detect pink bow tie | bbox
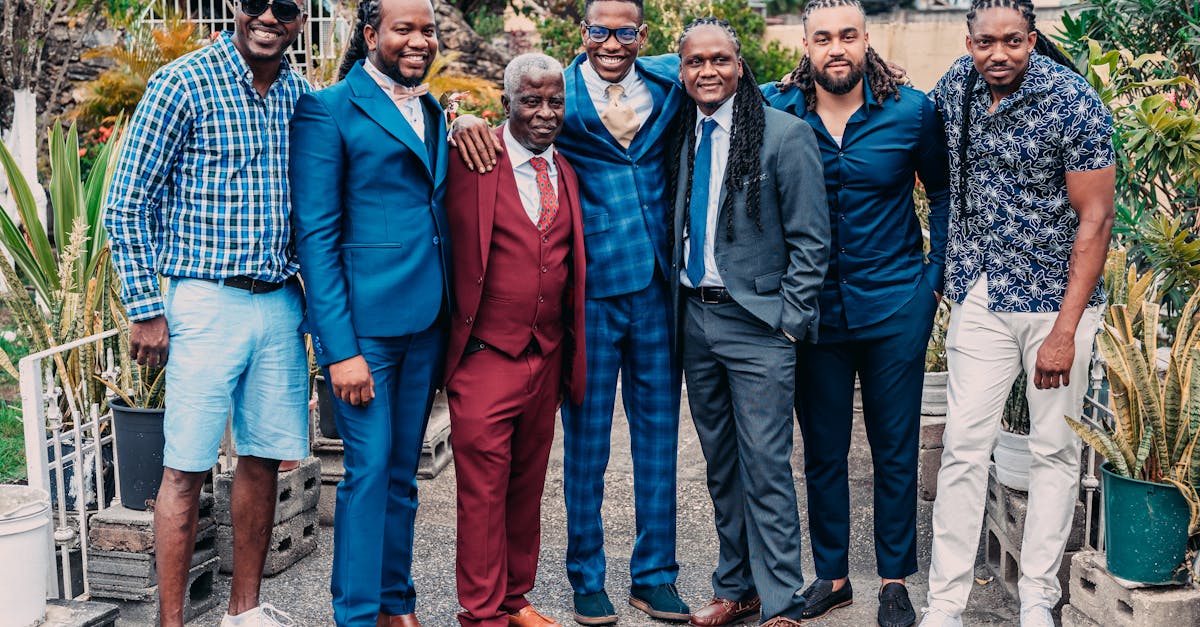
[388,83,429,105]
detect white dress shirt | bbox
[681,98,733,288]
[364,59,425,139]
[580,60,654,130]
[503,124,558,225]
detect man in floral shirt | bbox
[920,2,1114,627]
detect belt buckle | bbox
[699,288,719,304]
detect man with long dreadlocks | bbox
[759,2,951,626]
[669,17,828,627]
[289,0,450,624]
[920,2,1114,626]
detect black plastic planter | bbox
[109,399,165,511]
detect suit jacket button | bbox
[476,276,483,285]
[465,316,473,324]
[432,236,440,245]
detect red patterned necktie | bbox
[530,157,558,232]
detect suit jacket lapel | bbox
[424,95,448,186]
[347,62,432,178]
[476,128,507,270]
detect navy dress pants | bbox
[794,285,937,580]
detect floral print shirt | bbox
[931,53,1115,313]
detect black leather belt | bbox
[684,286,734,304]
[200,275,293,294]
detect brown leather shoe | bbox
[758,617,803,627]
[508,605,561,626]
[377,614,421,627]
[689,597,760,627]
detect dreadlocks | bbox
[337,0,382,81]
[778,0,901,110]
[967,0,1082,75]
[669,17,767,240]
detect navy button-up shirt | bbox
[931,54,1114,313]
[762,80,950,333]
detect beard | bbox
[373,52,431,87]
[813,58,865,95]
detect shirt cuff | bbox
[124,294,165,323]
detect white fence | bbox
[139,0,348,78]
[20,329,121,599]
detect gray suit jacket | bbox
[671,106,830,344]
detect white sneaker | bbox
[220,603,297,627]
[1019,603,1054,627]
[918,607,964,627]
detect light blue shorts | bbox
[163,278,309,472]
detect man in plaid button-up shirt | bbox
[104,3,311,626]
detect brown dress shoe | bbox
[508,605,561,626]
[758,617,802,627]
[377,614,421,627]
[689,597,761,627]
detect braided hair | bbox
[966,0,1082,75]
[668,17,767,241]
[337,0,383,81]
[778,0,900,110]
[584,0,644,21]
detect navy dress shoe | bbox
[799,579,853,621]
[878,582,916,627]
[573,590,617,626]
[629,583,691,622]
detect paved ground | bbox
[200,388,1020,627]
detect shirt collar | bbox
[581,59,640,96]
[694,96,735,136]
[503,123,555,169]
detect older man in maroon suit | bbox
[444,53,586,627]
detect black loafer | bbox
[799,579,853,621]
[877,582,916,627]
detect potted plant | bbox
[922,299,951,416]
[994,373,1032,491]
[1065,285,1200,585]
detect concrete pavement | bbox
[199,389,1020,626]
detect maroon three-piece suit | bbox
[444,126,587,627]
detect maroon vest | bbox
[472,163,573,358]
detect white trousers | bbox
[927,277,1101,615]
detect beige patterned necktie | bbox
[599,84,639,149]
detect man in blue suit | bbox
[452,1,689,624]
[289,0,449,625]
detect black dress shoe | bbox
[877,582,916,627]
[799,579,853,620]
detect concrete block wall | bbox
[1066,550,1200,627]
[213,457,320,576]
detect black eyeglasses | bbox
[240,0,303,23]
[583,23,641,45]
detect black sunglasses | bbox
[583,23,641,45]
[240,0,303,23]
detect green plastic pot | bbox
[1101,462,1191,584]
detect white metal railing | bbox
[139,0,347,79]
[1078,354,1114,553]
[20,329,121,600]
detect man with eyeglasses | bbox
[104,1,309,626]
[452,1,689,624]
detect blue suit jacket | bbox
[555,53,685,299]
[289,61,451,366]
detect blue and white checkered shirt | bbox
[104,32,311,322]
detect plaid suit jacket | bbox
[556,53,685,299]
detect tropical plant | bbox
[0,121,126,422]
[73,12,207,127]
[1001,372,1030,435]
[925,299,950,373]
[1065,286,1200,537]
[1053,7,1200,329]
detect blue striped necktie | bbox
[687,118,718,287]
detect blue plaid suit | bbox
[556,53,686,594]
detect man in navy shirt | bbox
[762,2,949,626]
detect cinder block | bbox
[1068,550,1200,627]
[919,414,946,450]
[217,508,318,576]
[418,406,452,479]
[984,513,1075,608]
[42,598,120,627]
[918,446,942,501]
[986,468,1086,551]
[213,456,320,526]
[1060,604,1101,627]
[313,436,345,483]
[318,477,338,527]
[89,493,214,554]
[88,525,216,589]
[91,556,219,625]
